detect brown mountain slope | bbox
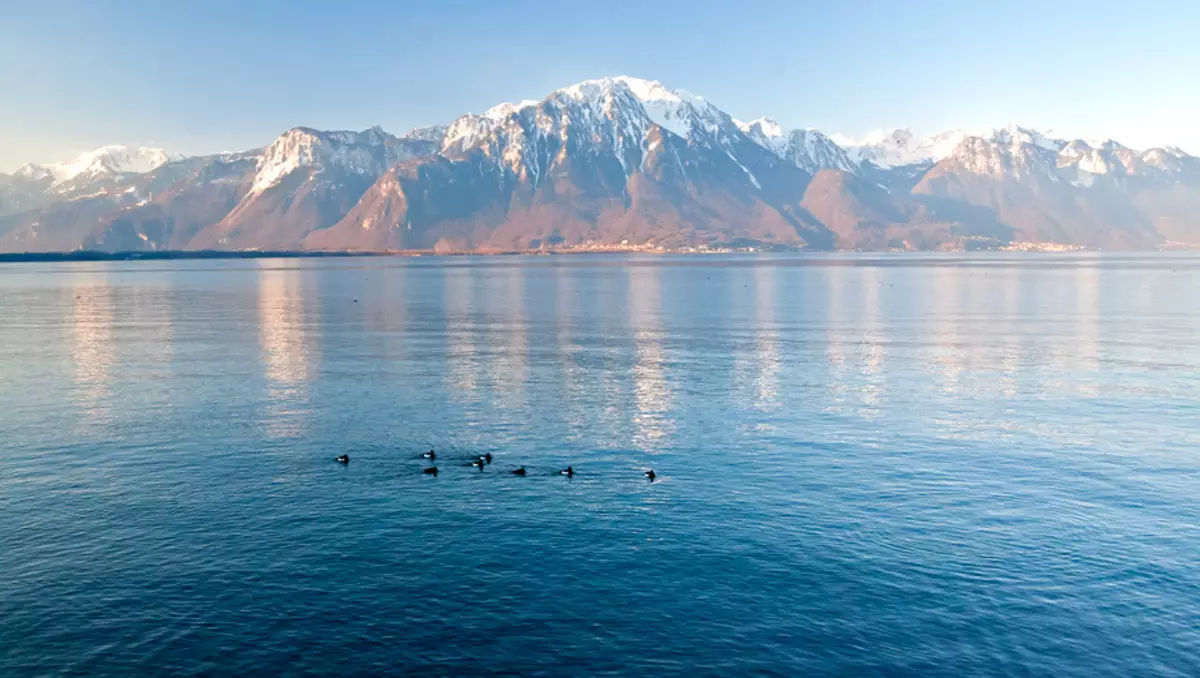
[84,155,258,251]
[305,125,833,252]
[802,169,1014,250]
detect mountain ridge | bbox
[3,75,1200,253]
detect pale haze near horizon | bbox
[2,0,1198,172]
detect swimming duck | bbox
[423,466,438,476]
[422,450,436,460]
[560,466,574,477]
[512,467,526,476]
[645,470,656,482]
[471,459,486,469]
[336,454,350,464]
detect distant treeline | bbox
[0,251,386,263]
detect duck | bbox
[336,454,350,464]
[645,469,656,482]
[512,467,526,476]
[471,459,486,470]
[560,466,575,477]
[422,450,436,460]
[423,466,438,476]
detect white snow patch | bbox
[1077,152,1110,175]
[727,151,760,189]
[22,146,175,184]
[834,128,968,168]
[250,127,397,194]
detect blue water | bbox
[1,254,1199,676]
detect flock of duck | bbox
[334,450,656,482]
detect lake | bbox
[1,253,1198,676]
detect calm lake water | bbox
[1,253,1199,676]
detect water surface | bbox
[2,253,1198,676]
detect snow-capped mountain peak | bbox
[737,117,784,139]
[437,75,737,163]
[558,75,706,109]
[737,117,788,156]
[1141,146,1195,172]
[440,99,539,154]
[402,124,448,143]
[740,119,857,174]
[551,75,724,141]
[987,124,1064,153]
[833,127,962,169]
[935,126,1069,180]
[16,145,175,185]
[736,117,784,143]
[861,127,915,147]
[13,164,54,182]
[249,126,428,194]
[783,129,858,174]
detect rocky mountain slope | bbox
[2,77,1198,252]
[306,77,831,251]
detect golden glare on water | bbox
[258,264,316,438]
[69,275,115,427]
[753,263,780,413]
[629,264,672,451]
[443,266,478,402]
[487,266,528,411]
[931,265,963,396]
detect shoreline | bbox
[0,246,1196,264]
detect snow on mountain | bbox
[8,73,1200,254]
[13,165,54,182]
[738,118,857,174]
[403,124,449,144]
[431,75,755,187]
[737,117,788,155]
[785,130,858,173]
[833,128,968,169]
[441,100,540,154]
[1053,138,1200,183]
[249,126,430,194]
[556,76,724,141]
[1058,139,1125,176]
[932,127,1067,180]
[440,76,740,161]
[987,124,1065,154]
[1141,146,1196,173]
[927,125,1200,187]
[17,145,176,184]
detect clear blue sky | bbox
[3,0,1198,170]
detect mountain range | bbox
[3,75,1199,253]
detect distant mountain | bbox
[912,127,1199,248]
[306,77,830,251]
[18,145,175,185]
[0,154,221,252]
[185,126,436,249]
[83,153,260,252]
[3,77,1200,253]
[832,128,967,170]
[0,172,52,217]
[737,118,857,174]
[0,145,177,219]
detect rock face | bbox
[2,78,1200,252]
[185,127,437,250]
[84,154,260,252]
[307,78,832,251]
[912,128,1198,248]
